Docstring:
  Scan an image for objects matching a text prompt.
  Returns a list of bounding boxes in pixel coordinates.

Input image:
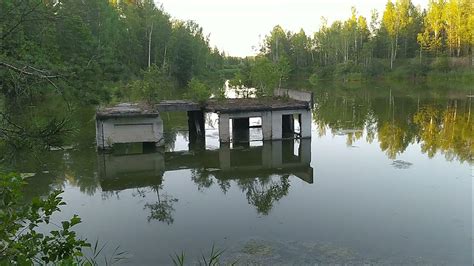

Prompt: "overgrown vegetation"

[0,0,228,104]
[231,0,473,88]
[0,172,91,264]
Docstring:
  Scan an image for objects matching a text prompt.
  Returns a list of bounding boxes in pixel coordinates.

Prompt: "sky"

[156,0,429,57]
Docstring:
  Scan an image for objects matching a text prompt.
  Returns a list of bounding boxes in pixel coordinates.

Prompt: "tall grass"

[171,244,237,266]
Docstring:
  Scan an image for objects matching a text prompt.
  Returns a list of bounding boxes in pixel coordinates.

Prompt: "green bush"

[365,59,390,77]
[118,65,175,104]
[334,61,362,81]
[431,56,450,73]
[0,172,90,264]
[312,65,335,80]
[186,78,211,103]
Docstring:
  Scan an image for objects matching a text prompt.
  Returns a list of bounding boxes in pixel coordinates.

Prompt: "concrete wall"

[299,110,312,138]
[217,109,312,142]
[274,88,313,106]
[270,109,312,140]
[96,116,163,149]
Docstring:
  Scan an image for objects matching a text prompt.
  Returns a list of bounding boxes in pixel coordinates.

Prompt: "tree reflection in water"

[239,175,290,215]
[190,169,214,191]
[313,88,472,164]
[144,185,178,224]
[135,185,178,225]
[190,169,292,215]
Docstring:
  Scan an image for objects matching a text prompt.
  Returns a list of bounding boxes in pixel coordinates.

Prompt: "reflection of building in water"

[217,139,313,183]
[98,139,313,217]
[98,139,313,191]
[98,148,165,191]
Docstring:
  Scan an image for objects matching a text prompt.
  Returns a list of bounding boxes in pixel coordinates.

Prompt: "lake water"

[9,83,473,264]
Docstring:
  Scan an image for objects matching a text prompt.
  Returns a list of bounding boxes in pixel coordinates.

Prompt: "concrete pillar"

[261,111,273,140]
[218,113,230,143]
[232,117,250,143]
[219,142,231,170]
[300,110,312,138]
[271,112,283,140]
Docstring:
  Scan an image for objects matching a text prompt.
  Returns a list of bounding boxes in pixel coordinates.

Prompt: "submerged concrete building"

[96,89,313,149]
[206,97,312,143]
[95,103,164,150]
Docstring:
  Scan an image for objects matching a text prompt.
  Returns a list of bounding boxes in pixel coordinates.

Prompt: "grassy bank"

[306,57,473,86]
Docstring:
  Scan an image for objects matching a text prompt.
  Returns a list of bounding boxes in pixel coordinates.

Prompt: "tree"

[289,29,311,72]
[186,78,211,103]
[383,0,412,69]
[263,25,290,64]
[124,65,174,103]
[444,0,462,56]
[418,0,446,55]
[250,56,280,96]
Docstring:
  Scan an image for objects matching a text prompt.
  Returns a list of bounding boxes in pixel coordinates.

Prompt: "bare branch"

[0,61,60,79]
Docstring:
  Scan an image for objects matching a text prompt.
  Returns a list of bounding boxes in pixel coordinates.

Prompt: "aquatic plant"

[171,244,237,266]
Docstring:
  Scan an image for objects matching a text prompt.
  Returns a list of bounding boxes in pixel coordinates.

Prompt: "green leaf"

[61,221,70,230]
[70,215,81,226]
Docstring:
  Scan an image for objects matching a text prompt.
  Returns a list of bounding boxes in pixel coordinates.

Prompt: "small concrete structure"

[274,88,314,106]
[96,89,314,149]
[96,103,163,150]
[206,96,312,143]
[156,100,201,112]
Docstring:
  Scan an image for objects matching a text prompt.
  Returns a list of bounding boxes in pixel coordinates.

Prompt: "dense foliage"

[0,0,226,104]
[0,172,90,264]
[232,0,473,90]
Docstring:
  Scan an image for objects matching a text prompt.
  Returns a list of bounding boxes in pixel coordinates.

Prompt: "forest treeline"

[1,0,473,105]
[1,0,230,104]
[232,0,474,91]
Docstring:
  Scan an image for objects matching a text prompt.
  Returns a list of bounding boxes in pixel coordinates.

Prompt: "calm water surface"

[10,85,473,264]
